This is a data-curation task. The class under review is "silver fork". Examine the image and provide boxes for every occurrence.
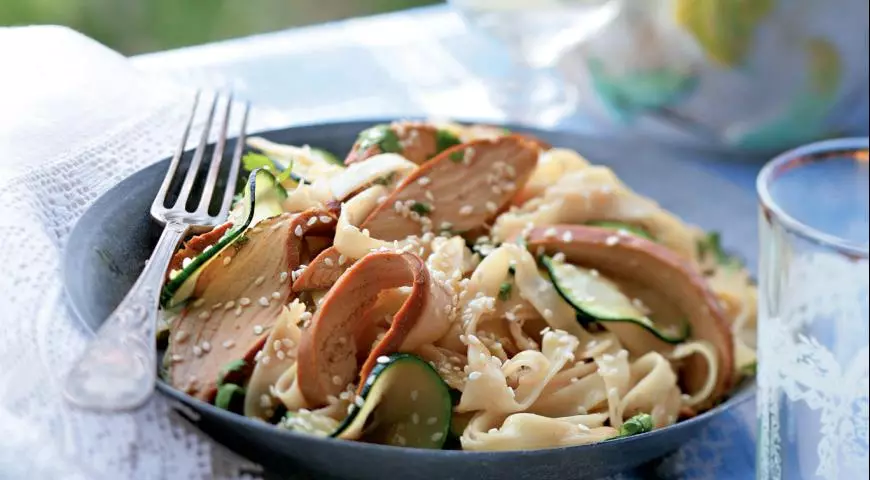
[63,92,250,411]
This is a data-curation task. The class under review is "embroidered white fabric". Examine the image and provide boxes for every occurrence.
[0,26,278,480]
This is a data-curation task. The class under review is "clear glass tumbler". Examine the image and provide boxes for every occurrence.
[757,138,870,479]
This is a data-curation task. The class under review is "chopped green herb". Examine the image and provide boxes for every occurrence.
[356,124,401,154]
[275,158,296,184]
[740,361,757,377]
[501,127,512,135]
[698,231,741,267]
[449,150,464,163]
[410,201,432,216]
[232,234,250,251]
[242,152,275,172]
[618,413,654,437]
[498,282,512,301]
[435,129,462,153]
[373,171,397,186]
[215,383,245,412]
[217,359,248,386]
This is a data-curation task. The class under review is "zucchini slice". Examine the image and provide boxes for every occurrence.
[332,353,451,449]
[542,256,689,343]
[160,168,286,308]
[585,221,653,240]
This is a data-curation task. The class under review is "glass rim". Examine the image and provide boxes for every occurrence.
[757,137,870,259]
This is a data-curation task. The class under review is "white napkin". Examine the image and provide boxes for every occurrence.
[0,26,264,480]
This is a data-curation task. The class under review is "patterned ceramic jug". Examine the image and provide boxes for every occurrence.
[558,0,870,153]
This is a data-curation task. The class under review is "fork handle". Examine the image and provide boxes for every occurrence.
[64,221,189,411]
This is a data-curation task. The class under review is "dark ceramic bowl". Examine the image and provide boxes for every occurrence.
[64,120,755,480]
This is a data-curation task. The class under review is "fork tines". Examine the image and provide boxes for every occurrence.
[152,91,250,229]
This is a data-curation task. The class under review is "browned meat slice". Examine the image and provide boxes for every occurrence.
[166,209,334,401]
[167,222,233,273]
[361,135,539,241]
[526,225,734,410]
[292,246,348,292]
[296,251,451,406]
[345,122,445,166]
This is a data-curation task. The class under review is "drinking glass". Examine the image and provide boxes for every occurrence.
[447,0,620,125]
[756,138,870,479]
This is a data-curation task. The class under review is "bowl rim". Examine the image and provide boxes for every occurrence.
[62,117,758,458]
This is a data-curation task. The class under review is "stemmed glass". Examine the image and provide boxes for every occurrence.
[447,0,620,126]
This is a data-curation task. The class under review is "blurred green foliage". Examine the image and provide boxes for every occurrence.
[0,0,438,55]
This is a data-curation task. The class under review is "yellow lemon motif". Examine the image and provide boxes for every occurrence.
[675,0,775,67]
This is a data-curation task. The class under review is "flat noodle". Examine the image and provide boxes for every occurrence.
[670,340,719,407]
[461,412,616,451]
[620,352,682,428]
[333,185,391,259]
[244,301,307,419]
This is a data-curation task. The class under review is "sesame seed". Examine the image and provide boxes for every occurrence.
[253,325,264,335]
[211,302,222,310]
[276,350,286,360]
[485,201,498,213]
[418,176,431,186]
[261,356,271,365]
[234,306,243,316]
[254,276,265,286]
[198,311,210,320]
[223,256,232,266]
[431,432,444,442]
[307,217,318,226]
[258,296,270,307]
[224,300,235,310]
[294,225,303,237]
[200,341,211,352]
[319,216,332,223]
[491,185,502,195]
[332,375,343,386]
[605,236,620,246]
[271,291,281,300]
[426,416,438,425]
[544,227,558,238]
[192,346,203,357]
[174,330,189,342]
[376,355,391,364]
[338,254,347,265]
[282,338,294,348]
[239,297,251,306]
[410,390,419,401]
[324,257,334,267]
[459,205,473,216]
[279,271,288,283]
[171,354,184,363]
[193,299,205,308]
[543,308,554,320]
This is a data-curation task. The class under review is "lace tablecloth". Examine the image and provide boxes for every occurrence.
[1,12,758,479]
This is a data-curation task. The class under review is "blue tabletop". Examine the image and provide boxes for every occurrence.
[132,5,762,478]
